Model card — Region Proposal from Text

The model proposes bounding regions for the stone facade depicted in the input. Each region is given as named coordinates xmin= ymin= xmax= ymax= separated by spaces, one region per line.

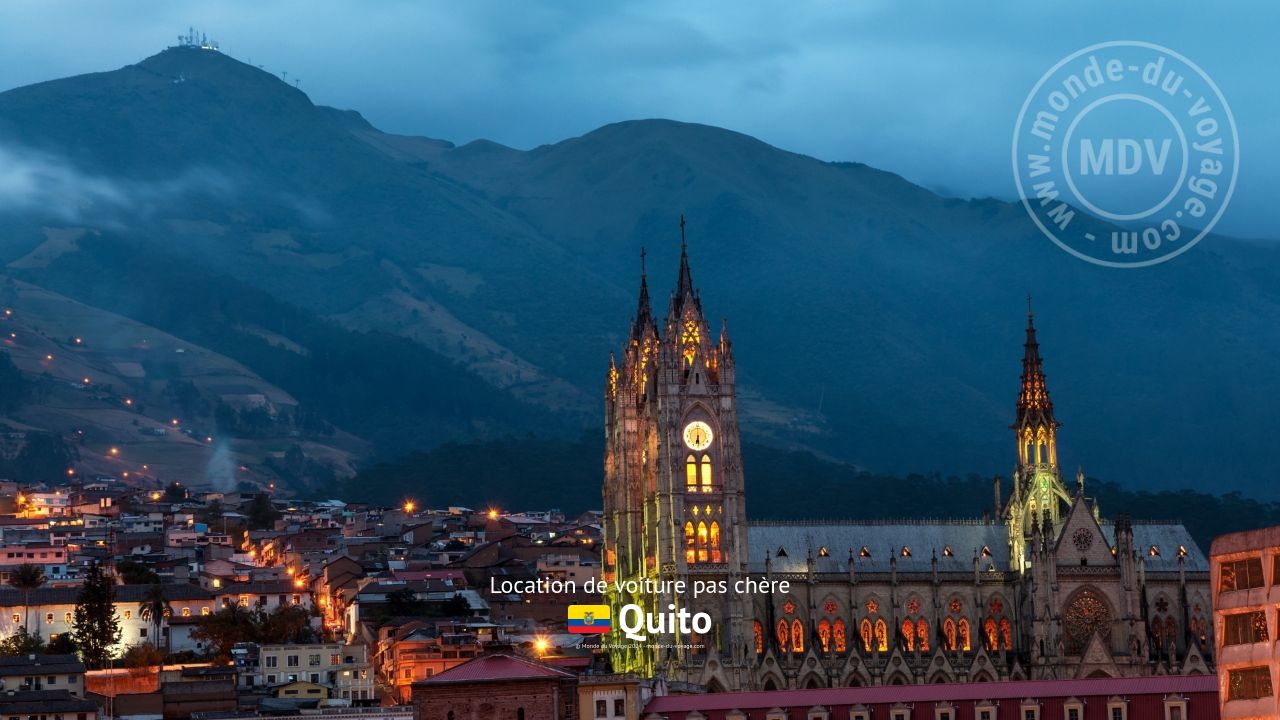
xmin=603 ymin=231 xmax=1213 ymax=692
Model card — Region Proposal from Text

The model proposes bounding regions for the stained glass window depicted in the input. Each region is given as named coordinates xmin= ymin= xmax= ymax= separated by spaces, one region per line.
xmin=754 ymin=621 xmax=763 ymax=654
xmin=917 ymin=619 xmax=930 ymax=652
xmin=1000 ymin=618 xmax=1013 ymax=650
xmin=902 ymin=619 xmax=915 ymax=651
xmin=833 ymin=619 xmax=847 ymax=653
xmin=696 ymin=522 xmax=708 ymax=562
xmin=777 ymin=620 xmax=789 ymax=651
xmin=700 ymin=455 xmax=713 ymax=491
xmin=958 ymin=618 xmax=971 ymax=651
xmin=791 ymin=619 xmax=805 ymax=653
xmin=944 ymin=618 xmax=957 ymax=651
xmin=874 ymin=618 xmax=888 ymax=652
xmin=818 ymin=620 xmax=831 ymax=652
xmin=1064 ymin=588 xmax=1112 ymax=654
xmin=709 ymin=522 xmax=721 ymax=563
xmin=860 ymin=619 xmax=873 ymax=652
xmin=685 ymin=455 xmax=697 ymax=491
xmin=984 ymin=618 xmax=998 ymax=650
xmin=684 ymin=522 xmax=695 ymax=564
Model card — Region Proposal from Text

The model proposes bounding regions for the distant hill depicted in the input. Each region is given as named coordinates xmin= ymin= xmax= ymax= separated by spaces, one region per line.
xmin=1 ymin=46 xmax=1279 ymax=497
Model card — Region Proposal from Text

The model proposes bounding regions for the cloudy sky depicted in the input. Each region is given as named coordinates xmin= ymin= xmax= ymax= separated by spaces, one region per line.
xmin=0 ymin=0 xmax=1275 ymax=238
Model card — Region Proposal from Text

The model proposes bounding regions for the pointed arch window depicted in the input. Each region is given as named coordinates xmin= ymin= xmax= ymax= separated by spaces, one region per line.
xmin=684 ymin=522 xmax=695 ymax=564
xmin=753 ymin=621 xmax=763 ymax=655
xmin=999 ymin=618 xmax=1013 ymax=650
xmin=860 ymin=619 xmax=873 ymax=652
xmin=917 ymin=619 xmax=930 ymax=652
xmin=833 ymin=619 xmax=847 ymax=653
xmin=709 ymin=522 xmax=722 ymax=563
xmin=874 ymin=618 xmax=888 ymax=652
xmin=943 ymin=618 xmax=957 ymax=651
xmin=958 ymin=618 xmax=971 ymax=651
xmin=776 ymin=620 xmax=789 ymax=651
xmin=818 ymin=619 xmax=831 ymax=652
xmin=902 ymin=619 xmax=915 ymax=651
xmin=696 ymin=522 xmax=709 ymax=562
xmin=984 ymin=618 xmax=998 ymax=650
xmin=791 ymin=619 xmax=805 ymax=653
xmin=685 ymin=455 xmax=697 ymax=491
xmin=700 ymin=454 xmax=713 ymax=492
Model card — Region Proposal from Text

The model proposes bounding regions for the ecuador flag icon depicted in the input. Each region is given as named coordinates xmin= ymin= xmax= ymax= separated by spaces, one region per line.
xmin=567 ymin=604 xmax=611 ymax=634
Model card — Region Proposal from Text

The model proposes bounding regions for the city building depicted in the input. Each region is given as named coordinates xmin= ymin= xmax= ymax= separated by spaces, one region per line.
xmin=412 ymin=653 xmax=578 ymax=720
xmin=642 ymin=674 xmax=1217 ymax=720
xmin=603 ymin=232 xmax=1213 ymax=691
xmin=256 ymin=643 xmax=375 ymax=703
xmin=1210 ymin=526 xmax=1280 ymax=719
xmin=0 ymin=653 xmax=86 ymax=695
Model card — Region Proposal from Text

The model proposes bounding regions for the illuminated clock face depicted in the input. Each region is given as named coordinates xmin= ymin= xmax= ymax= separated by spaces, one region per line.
xmin=683 ymin=421 xmax=714 ymax=450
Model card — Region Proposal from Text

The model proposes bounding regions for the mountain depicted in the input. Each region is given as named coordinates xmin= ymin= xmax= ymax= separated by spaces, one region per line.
xmin=1 ymin=46 xmax=1278 ymax=497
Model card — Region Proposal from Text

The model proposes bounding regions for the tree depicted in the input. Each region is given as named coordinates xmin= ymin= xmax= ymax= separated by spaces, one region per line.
xmin=257 ymin=604 xmax=316 ymax=644
xmin=137 ymin=584 xmax=172 ymax=650
xmin=0 ymin=627 xmax=44 ymax=656
xmin=116 ymin=560 xmax=160 ymax=585
xmin=71 ymin=561 xmax=120 ymax=669
xmin=163 ymin=482 xmax=185 ymax=504
xmin=191 ymin=603 xmax=255 ymax=662
xmin=121 ymin=642 xmax=165 ymax=669
xmin=246 ymin=493 xmax=280 ymax=530
xmin=8 ymin=564 xmax=46 ymax=635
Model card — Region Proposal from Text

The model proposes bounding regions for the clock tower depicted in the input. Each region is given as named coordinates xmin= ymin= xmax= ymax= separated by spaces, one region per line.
xmin=603 ymin=219 xmax=751 ymax=685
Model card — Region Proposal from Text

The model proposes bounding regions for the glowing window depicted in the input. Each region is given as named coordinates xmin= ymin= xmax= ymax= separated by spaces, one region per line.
xmin=685 ymin=455 xmax=697 ymax=491
xmin=818 ymin=619 xmax=831 ymax=652
xmin=958 ymin=618 xmax=971 ymax=651
xmin=833 ymin=619 xmax=846 ymax=653
xmin=984 ymin=618 xmax=998 ymax=650
xmin=902 ymin=619 xmax=915 ymax=651
xmin=1000 ymin=618 xmax=1013 ymax=650
xmin=700 ymin=455 xmax=713 ymax=491
xmin=944 ymin=618 xmax=957 ymax=651
xmin=753 ymin=621 xmax=763 ymax=654
xmin=917 ymin=619 xmax=930 ymax=652
xmin=860 ymin=619 xmax=873 ymax=652
xmin=696 ymin=522 xmax=709 ymax=562
xmin=709 ymin=522 xmax=722 ymax=563
xmin=684 ymin=522 xmax=696 ymax=564
xmin=776 ymin=620 xmax=789 ymax=651
xmin=874 ymin=618 xmax=888 ymax=652
xmin=791 ymin=619 xmax=804 ymax=653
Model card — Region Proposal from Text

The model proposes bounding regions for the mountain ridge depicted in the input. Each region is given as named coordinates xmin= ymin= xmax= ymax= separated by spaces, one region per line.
xmin=0 ymin=46 xmax=1277 ymax=497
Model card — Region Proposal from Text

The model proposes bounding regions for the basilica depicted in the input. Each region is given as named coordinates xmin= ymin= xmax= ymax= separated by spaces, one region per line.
xmin=601 ymin=225 xmax=1213 ymax=692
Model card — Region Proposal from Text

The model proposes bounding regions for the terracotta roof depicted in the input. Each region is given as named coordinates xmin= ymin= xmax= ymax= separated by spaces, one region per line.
xmin=645 ymin=674 xmax=1218 ymax=713
xmin=416 ymin=653 xmax=574 ymax=685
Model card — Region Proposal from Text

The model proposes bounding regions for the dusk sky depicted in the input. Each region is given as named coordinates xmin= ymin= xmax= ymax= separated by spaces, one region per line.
xmin=1 ymin=0 xmax=1275 ymax=238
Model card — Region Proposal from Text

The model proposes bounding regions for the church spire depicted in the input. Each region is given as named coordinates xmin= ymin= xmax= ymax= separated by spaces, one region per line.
xmin=669 ymin=214 xmax=701 ymax=320
xmin=1015 ymin=295 xmax=1058 ymax=431
xmin=631 ymin=247 xmax=655 ymax=340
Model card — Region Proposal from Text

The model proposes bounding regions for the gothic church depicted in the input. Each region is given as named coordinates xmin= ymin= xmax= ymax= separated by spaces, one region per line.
xmin=601 ymin=225 xmax=1213 ymax=691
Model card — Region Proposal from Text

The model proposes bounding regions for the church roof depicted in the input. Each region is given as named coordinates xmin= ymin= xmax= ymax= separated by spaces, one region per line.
xmin=747 ymin=519 xmax=1208 ymax=573
xmin=747 ymin=521 xmax=1009 ymax=574
xmin=1101 ymin=521 xmax=1209 ymax=572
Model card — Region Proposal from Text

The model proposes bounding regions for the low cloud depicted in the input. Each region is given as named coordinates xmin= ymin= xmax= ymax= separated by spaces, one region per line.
xmin=0 ymin=143 xmax=235 ymax=222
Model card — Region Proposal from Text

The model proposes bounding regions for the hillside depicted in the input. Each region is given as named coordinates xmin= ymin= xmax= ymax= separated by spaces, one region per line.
xmin=1 ymin=46 xmax=1279 ymax=497
xmin=0 ymin=271 xmax=362 ymax=491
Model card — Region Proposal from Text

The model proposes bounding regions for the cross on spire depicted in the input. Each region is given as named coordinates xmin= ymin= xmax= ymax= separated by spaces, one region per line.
xmin=680 ymin=214 xmax=687 ymax=251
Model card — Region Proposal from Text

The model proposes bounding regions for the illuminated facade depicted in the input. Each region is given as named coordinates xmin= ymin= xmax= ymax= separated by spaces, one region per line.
xmin=603 ymin=221 xmax=750 ymax=687
xmin=602 ymin=227 xmax=1213 ymax=691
